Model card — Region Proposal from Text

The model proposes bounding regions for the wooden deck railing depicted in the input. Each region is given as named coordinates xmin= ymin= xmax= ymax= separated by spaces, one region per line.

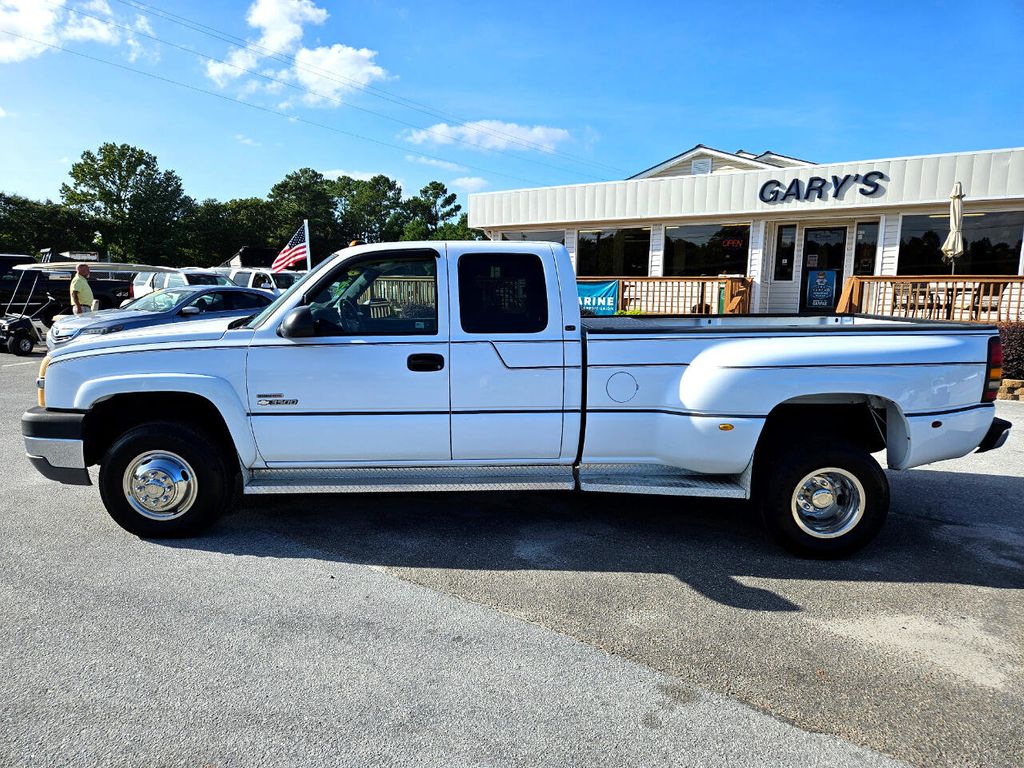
xmin=837 ymin=276 xmax=1024 ymax=322
xmin=578 ymin=276 xmax=752 ymax=315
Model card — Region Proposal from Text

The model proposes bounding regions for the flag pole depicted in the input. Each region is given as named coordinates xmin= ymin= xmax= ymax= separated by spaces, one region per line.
xmin=303 ymin=219 xmax=312 ymax=271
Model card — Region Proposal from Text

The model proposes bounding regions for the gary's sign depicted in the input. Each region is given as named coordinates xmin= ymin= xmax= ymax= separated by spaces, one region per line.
xmin=759 ymin=171 xmax=886 ymax=204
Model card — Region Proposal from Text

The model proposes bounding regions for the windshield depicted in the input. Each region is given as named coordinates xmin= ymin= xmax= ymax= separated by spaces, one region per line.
xmin=272 ymin=272 xmax=300 ymax=289
xmin=186 ymin=273 xmax=232 ymax=286
xmin=121 ymin=288 xmax=192 ymax=312
xmin=244 ymin=258 xmax=335 ymax=329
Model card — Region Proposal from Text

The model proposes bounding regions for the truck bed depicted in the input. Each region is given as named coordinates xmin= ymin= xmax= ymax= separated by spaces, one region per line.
xmin=582 ymin=313 xmax=995 ymax=335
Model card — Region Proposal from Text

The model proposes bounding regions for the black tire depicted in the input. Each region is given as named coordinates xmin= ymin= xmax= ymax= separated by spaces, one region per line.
xmin=7 ymin=332 xmax=33 ymax=356
xmin=759 ymin=440 xmax=889 ymax=558
xmin=98 ymin=421 xmax=237 ymax=538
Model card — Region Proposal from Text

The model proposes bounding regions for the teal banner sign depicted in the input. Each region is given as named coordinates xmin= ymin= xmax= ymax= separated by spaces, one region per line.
xmin=578 ymin=280 xmax=619 ymax=315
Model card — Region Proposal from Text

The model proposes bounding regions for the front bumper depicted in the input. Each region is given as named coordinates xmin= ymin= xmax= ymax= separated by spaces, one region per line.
xmin=22 ymin=407 xmax=90 ymax=486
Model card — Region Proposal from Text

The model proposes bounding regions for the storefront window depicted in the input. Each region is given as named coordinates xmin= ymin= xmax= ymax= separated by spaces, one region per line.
xmin=853 ymin=222 xmax=879 ymax=276
xmin=773 ymin=225 xmax=796 ymax=281
xmin=501 ymin=230 xmax=566 ymax=245
xmin=663 ymin=224 xmax=749 ymax=277
xmin=898 ymin=211 xmax=1024 ymax=275
xmin=576 ymin=228 xmax=650 ymax=276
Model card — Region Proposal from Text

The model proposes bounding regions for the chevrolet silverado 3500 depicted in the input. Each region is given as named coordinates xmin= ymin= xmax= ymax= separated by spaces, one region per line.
xmin=22 ymin=242 xmax=1011 ymax=556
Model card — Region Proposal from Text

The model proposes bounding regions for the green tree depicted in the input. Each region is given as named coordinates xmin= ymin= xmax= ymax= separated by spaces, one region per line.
xmin=179 ymin=197 xmax=276 ymax=266
xmin=268 ymin=168 xmax=341 ymax=262
xmin=60 ymin=142 xmax=190 ymax=263
xmin=0 ymin=193 xmax=98 ymax=255
xmin=404 ymin=181 xmax=461 ymax=236
xmin=432 ymin=212 xmax=486 ymax=241
xmin=334 ymin=174 xmax=407 ymax=243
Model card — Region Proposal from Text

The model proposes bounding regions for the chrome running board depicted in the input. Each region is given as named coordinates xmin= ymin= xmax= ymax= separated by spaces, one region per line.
xmin=245 ymin=464 xmax=575 ymax=494
xmin=578 ymin=463 xmax=751 ymax=499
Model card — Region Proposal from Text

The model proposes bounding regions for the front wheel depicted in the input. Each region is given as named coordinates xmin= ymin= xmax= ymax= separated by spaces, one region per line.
xmin=759 ymin=441 xmax=889 ymax=558
xmin=98 ymin=421 xmax=237 ymax=537
xmin=7 ymin=332 xmax=34 ymax=355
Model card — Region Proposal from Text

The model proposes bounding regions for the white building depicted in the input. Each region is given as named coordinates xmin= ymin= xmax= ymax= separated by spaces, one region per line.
xmin=468 ymin=144 xmax=1024 ymax=314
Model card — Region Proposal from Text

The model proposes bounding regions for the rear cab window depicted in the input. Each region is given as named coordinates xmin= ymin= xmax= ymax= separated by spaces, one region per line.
xmin=457 ymin=253 xmax=548 ymax=334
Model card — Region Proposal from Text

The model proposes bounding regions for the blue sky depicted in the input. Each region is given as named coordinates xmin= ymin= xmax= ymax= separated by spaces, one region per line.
xmin=1 ymin=0 xmax=1022 ymax=207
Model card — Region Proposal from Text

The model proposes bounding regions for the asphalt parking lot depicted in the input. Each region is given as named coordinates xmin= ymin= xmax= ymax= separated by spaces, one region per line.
xmin=1 ymin=353 xmax=1022 ymax=767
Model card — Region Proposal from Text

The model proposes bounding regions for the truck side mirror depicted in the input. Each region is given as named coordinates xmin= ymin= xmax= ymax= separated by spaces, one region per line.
xmin=279 ymin=305 xmax=316 ymax=338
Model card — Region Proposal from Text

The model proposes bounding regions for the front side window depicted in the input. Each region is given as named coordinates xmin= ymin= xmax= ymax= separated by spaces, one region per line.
xmin=186 ymin=291 xmax=230 ymax=313
xmin=231 ymin=271 xmax=252 ymax=287
xmin=664 ymin=224 xmax=750 ymax=277
xmin=305 ymin=251 xmax=438 ymax=336
xmin=576 ymin=228 xmax=650 ymax=276
xmin=229 ymin=291 xmax=273 ymax=310
xmin=458 ymin=253 xmax=548 ymax=334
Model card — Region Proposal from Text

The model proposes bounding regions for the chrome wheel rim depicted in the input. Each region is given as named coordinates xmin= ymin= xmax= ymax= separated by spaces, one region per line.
xmin=122 ymin=450 xmax=198 ymax=521
xmin=18 ymin=337 xmax=32 ymax=353
xmin=790 ymin=467 xmax=865 ymax=539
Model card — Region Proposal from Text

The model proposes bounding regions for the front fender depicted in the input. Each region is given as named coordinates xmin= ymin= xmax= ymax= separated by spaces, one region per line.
xmin=75 ymin=373 xmax=257 ymax=467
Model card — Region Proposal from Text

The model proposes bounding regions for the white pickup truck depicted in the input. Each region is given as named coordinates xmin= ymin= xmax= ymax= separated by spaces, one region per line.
xmin=22 ymin=242 xmax=1011 ymax=556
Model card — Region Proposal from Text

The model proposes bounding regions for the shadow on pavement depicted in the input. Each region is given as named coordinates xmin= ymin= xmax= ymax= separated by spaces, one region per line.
xmin=161 ymin=468 xmax=1024 ymax=613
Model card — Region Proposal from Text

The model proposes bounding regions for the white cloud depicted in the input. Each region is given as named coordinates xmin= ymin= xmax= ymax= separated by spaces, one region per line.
xmin=205 ymin=0 xmax=388 ymax=107
xmin=0 ymin=0 xmax=155 ymax=63
xmin=321 ymin=169 xmax=376 ymax=181
xmin=292 ymin=44 xmax=386 ymax=105
xmin=405 ymin=120 xmax=571 ymax=153
xmin=58 ymin=155 xmax=70 ymax=163
xmin=206 ymin=0 xmax=327 ymax=85
xmin=234 ymin=133 xmax=261 ymax=147
xmin=405 ymin=154 xmax=465 ymax=172
xmin=0 ymin=0 xmax=64 ymax=63
xmin=62 ymin=0 xmax=117 ymax=44
xmin=0 ymin=107 xmax=7 ymax=118
xmin=450 ymin=176 xmax=488 ymax=193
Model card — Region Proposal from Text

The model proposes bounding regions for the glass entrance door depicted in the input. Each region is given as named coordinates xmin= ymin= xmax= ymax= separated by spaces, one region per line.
xmin=800 ymin=227 xmax=847 ymax=313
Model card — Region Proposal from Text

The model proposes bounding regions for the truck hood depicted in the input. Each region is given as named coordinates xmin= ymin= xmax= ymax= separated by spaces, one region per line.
xmin=51 ymin=316 xmax=237 ymax=358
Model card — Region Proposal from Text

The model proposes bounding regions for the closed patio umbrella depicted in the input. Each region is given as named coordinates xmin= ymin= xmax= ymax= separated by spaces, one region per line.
xmin=941 ymin=181 xmax=965 ymax=274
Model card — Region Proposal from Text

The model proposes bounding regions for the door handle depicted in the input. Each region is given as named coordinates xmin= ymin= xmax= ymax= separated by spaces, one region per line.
xmin=407 ymin=353 xmax=445 ymax=372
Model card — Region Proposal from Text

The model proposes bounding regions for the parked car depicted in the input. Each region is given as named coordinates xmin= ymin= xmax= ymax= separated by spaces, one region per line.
xmin=23 ymin=242 xmax=1011 ymax=556
xmin=225 ymin=268 xmax=303 ymax=294
xmin=46 ymin=285 xmax=274 ymax=349
xmin=131 ymin=268 xmax=234 ymax=299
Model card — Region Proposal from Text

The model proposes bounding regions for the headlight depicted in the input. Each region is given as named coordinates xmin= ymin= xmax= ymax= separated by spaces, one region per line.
xmin=81 ymin=325 xmax=124 ymax=335
xmin=37 ymin=355 xmax=50 ymax=408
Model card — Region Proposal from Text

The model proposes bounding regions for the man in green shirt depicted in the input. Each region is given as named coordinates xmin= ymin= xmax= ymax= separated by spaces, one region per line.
xmin=70 ymin=263 xmax=94 ymax=314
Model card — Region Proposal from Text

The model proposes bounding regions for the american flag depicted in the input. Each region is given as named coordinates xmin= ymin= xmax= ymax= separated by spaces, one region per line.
xmin=271 ymin=224 xmax=308 ymax=273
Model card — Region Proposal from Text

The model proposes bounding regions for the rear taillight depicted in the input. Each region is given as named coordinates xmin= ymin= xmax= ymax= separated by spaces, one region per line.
xmin=983 ymin=336 xmax=1003 ymax=402
xmin=129 ymin=284 xmax=135 ymax=299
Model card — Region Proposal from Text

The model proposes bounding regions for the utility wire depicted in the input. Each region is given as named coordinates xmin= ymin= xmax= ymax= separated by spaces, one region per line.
xmin=51 ymin=0 xmax=609 ymax=182
xmin=0 ymin=29 xmax=551 ymax=187
xmin=107 ymin=0 xmax=627 ymax=176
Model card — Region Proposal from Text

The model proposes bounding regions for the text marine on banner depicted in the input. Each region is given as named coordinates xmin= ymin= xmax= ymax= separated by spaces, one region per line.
xmin=578 ymin=280 xmax=619 ymax=315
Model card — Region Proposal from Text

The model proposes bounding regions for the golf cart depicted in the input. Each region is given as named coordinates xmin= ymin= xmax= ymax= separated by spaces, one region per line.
xmin=1 ymin=262 xmax=176 ymax=356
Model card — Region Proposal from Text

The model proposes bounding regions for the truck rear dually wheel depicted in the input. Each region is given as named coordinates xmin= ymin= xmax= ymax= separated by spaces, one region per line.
xmin=98 ymin=421 xmax=237 ymax=538
xmin=760 ymin=440 xmax=889 ymax=558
